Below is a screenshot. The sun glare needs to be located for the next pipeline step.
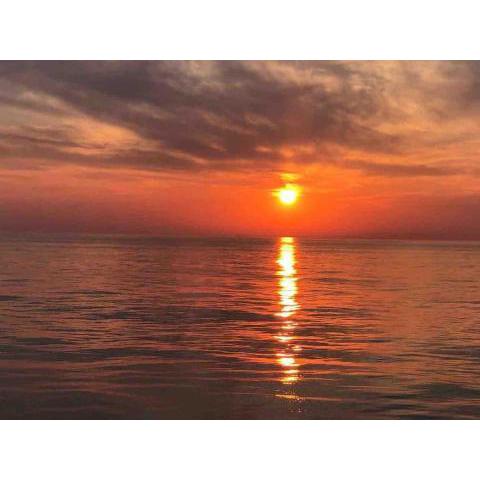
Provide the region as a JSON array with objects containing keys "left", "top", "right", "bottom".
[{"left": 276, "top": 184, "right": 300, "bottom": 206}]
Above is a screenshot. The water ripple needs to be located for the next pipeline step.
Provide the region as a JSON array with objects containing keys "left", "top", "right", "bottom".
[{"left": 2, "top": 235, "right": 480, "bottom": 418}]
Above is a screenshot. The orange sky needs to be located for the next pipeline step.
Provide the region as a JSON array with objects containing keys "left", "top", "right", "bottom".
[{"left": 1, "top": 61, "right": 480, "bottom": 238}]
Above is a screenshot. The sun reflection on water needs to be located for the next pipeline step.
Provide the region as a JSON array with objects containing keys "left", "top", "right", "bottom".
[{"left": 275, "top": 236, "right": 301, "bottom": 384}]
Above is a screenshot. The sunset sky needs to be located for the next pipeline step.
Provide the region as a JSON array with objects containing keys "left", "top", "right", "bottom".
[{"left": 1, "top": 60, "right": 480, "bottom": 238}]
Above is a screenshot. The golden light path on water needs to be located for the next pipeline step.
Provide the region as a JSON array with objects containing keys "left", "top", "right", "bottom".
[{"left": 275, "top": 237, "right": 302, "bottom": 385}]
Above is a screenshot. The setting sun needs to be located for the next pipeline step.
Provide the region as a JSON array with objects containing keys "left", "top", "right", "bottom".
[{"left": 276, "top": 184, "right": 300, "bottom": 206}]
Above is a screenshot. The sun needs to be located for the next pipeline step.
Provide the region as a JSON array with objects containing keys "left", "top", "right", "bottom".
[
  {"left": 276, "top": 184, "right": 300, "bottom": 206},
  {"left": 279, "top": 188, "right": 298, "bottom": 205}
]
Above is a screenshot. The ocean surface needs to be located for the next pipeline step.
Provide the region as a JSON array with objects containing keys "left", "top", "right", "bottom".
[{"left": 2, "top": 234, "right": 480, "bottom": 419}]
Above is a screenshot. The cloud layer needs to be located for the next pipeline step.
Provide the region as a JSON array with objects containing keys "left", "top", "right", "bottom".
[{"left": 1, "top": 61, "right": 479, "bottom": 177}]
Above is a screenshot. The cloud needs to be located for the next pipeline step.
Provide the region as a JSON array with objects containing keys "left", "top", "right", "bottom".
[
  {"left": 341, "top": 159, "right": 460, "bottom": 177},
  {"left": 0, "top": 61, "right": 479, "bottom": 177}
]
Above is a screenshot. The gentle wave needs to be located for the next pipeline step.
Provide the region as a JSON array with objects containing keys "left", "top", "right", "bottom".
[{"left": 1, "top": 235, "right": 480, "bottom": 418}]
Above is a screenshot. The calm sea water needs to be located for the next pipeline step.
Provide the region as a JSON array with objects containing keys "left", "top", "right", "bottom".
[{"left": 1, "top": 234, "right": 480, "bottom": 419}]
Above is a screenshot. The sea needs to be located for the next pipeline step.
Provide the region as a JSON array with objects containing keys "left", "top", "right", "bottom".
[{"left": 2, "top": 234, "right": 480, "bottom": 419}]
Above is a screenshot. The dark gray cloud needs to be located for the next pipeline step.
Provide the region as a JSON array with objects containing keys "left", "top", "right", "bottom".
[{"left": 0, "top": 61, "right": 478, "bottom": 176}]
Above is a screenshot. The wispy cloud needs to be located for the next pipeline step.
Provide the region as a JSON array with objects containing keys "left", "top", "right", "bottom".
[{"left": 2, "top": 61, "right": 479, "bottom": 178}]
